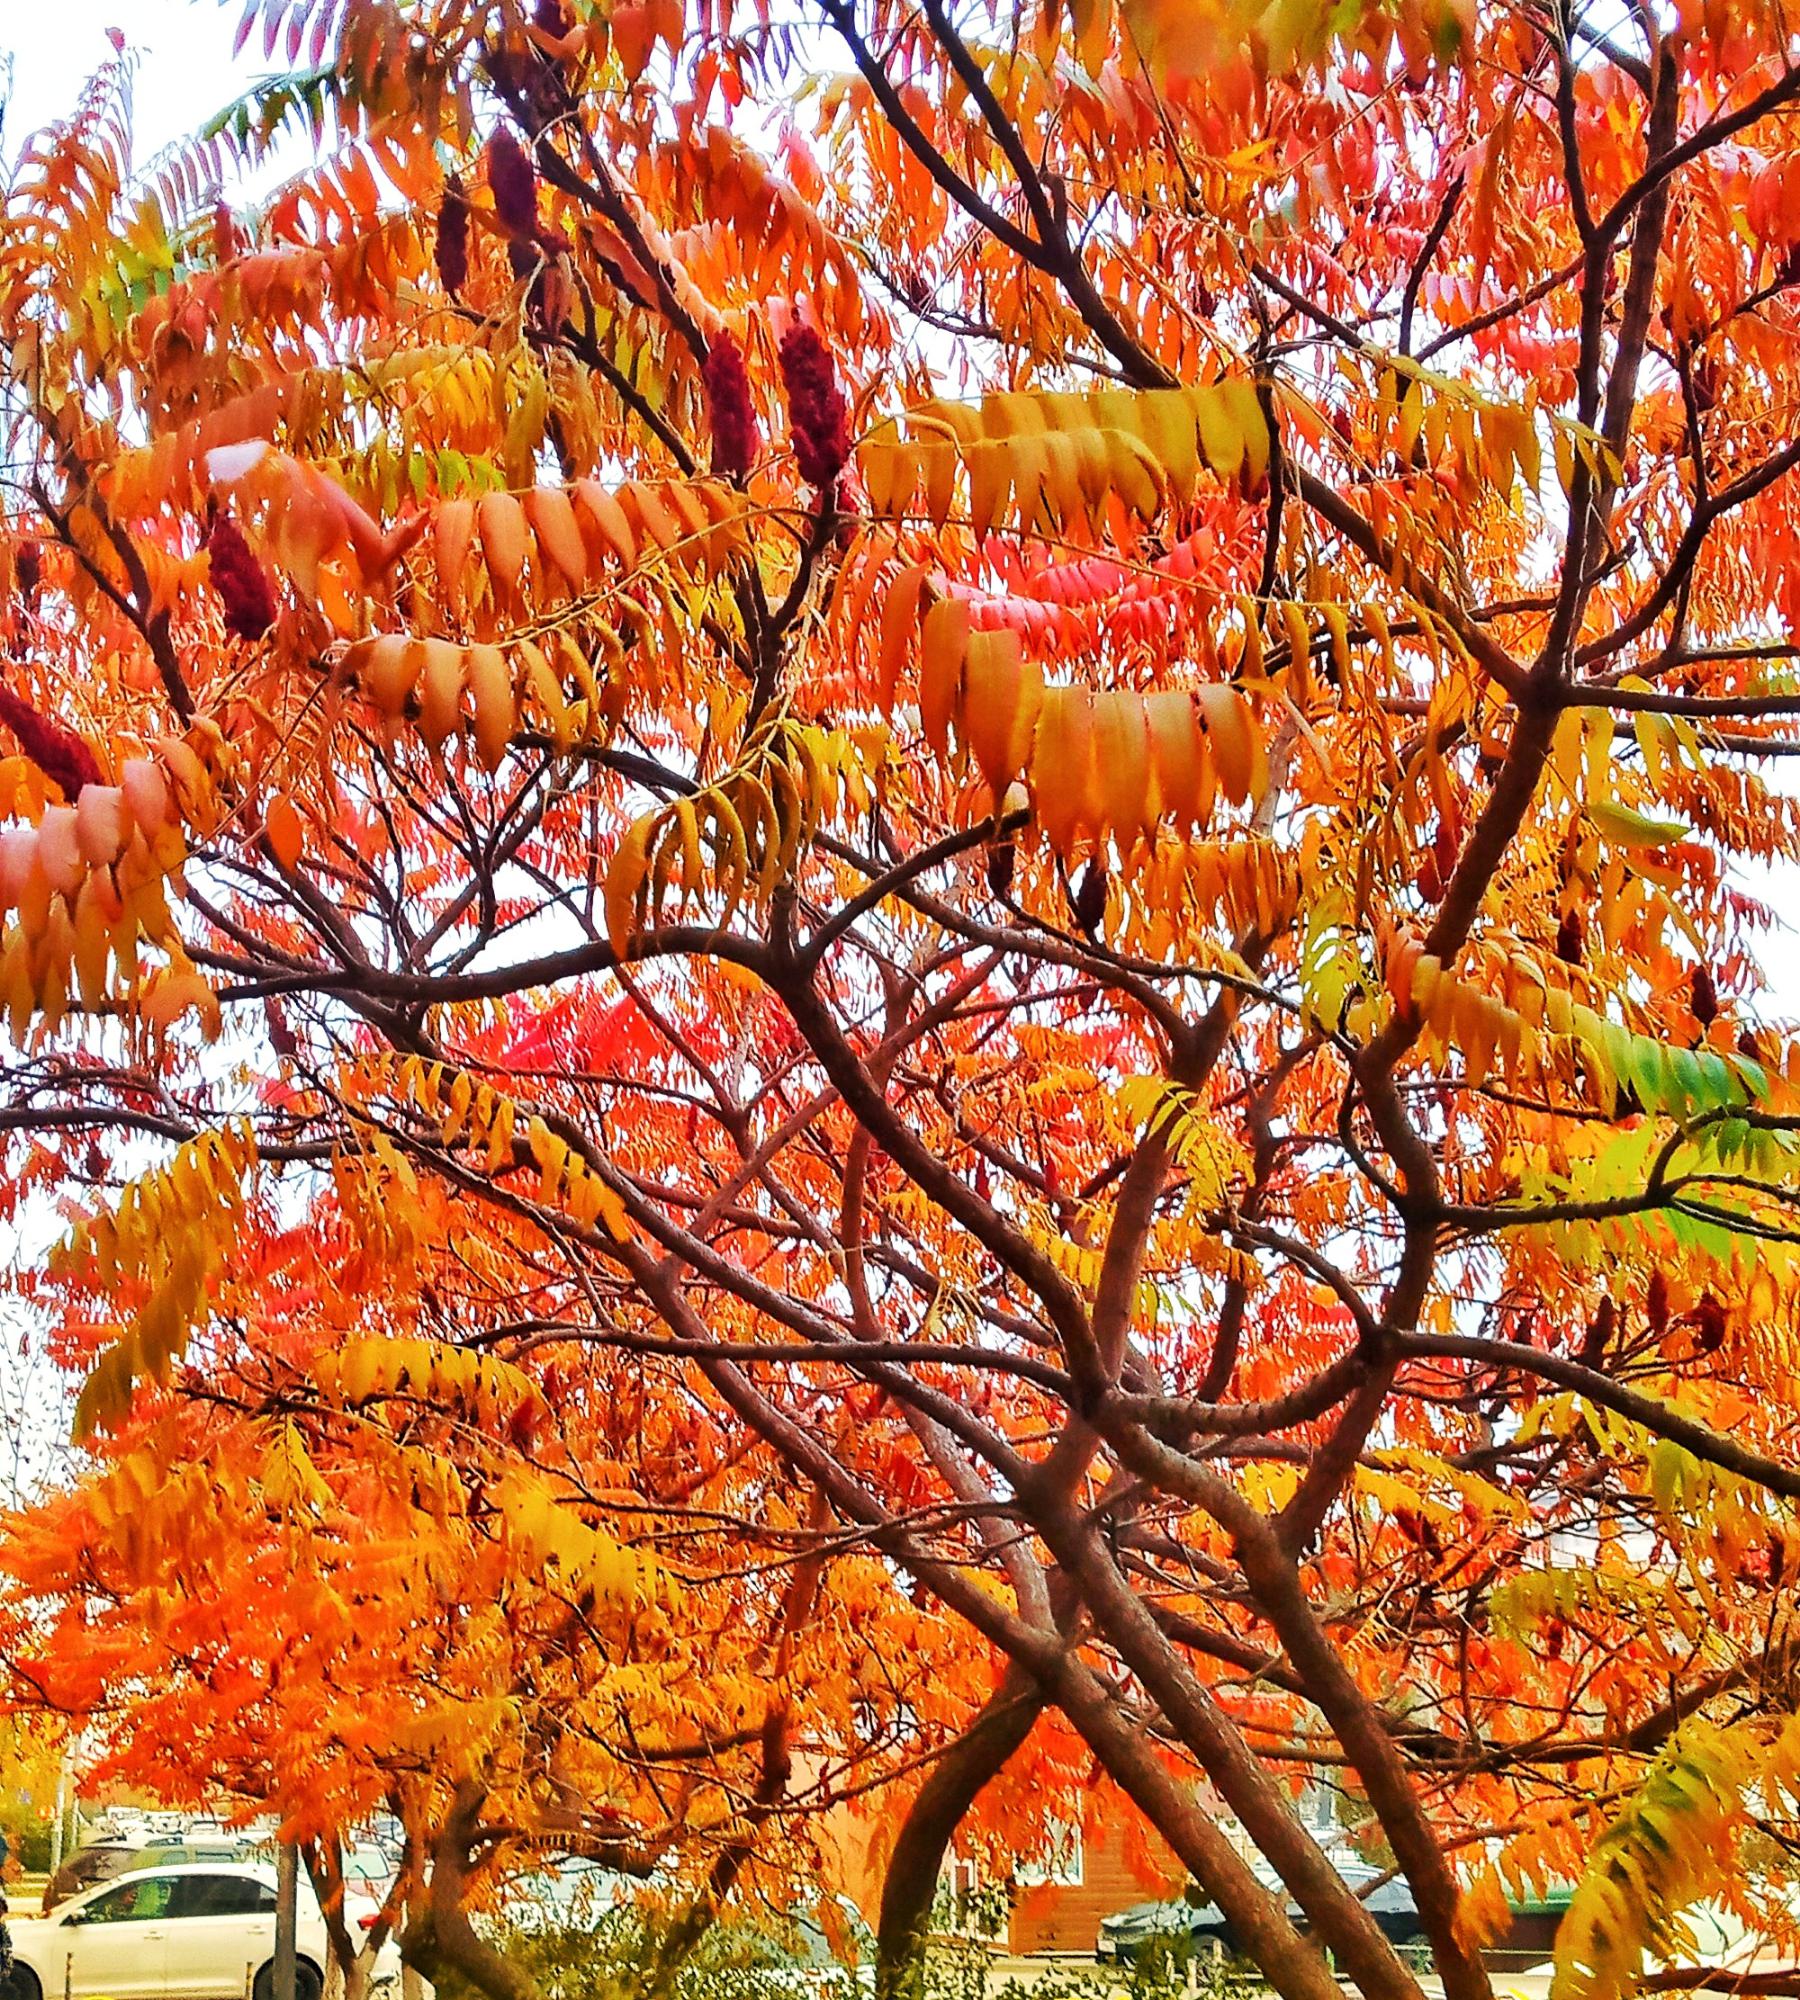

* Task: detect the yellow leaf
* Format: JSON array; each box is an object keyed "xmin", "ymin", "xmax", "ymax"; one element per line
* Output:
[{"xmin": 605, "ymin": 815, "xmax": 656, "ymax": 957}]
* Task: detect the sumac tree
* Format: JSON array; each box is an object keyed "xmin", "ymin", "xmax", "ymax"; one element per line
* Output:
[{"xmin": 5, "ymin": 5, "xmax": 1800, "ymax": 2000}]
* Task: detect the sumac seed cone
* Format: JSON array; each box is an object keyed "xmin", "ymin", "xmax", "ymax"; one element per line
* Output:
[
  {"xmin": 779, "ymin": 323, "xmax": 849, "ymax": 489},
  {"xmin": 436, "ymin": 177, "xmax": 470, "ymax": 295},
  {"xmin": 1555, "ymin": 908, "xmax": 1584, "ymax": 965},
  {"xmin": 15, "ymin": 541, "xmax": 41, "ymax": 605},
  {"xmin": 207, "ymin": 509, "xmax": 278, "ymax": 641},
  {"xmin": 0, "ymin": 685, "xmax": 103, "ymax": 801},
  {"xmin": 702, "ymin": 332, "xmax": 759, "ymax": 481},
  {"xmin": 488, "ymin": 128, "xmax": 538, "ymax": 238},
  {"xmin": 1072, "ymin": 860, "xmax": 1108, "ymax": 938},
  {"xmin": 1691, "ymin": 961, "xmax": 1718, "ymax": 1027}
]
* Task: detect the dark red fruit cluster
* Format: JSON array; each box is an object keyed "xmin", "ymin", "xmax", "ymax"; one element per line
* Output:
[
  {"xmin": 0, "ymin": 685, "xmax": 103, "ymax": 801},
  {"xmin": 206, "ymin": 509, "xmax": 278, "ymax": 642},
  {"xmin": 778, "ymin": 323, "xmax": 848, "ymax": 489},
  {"xmin": 1555, "ymin": 908, "xmax": 1584, "ymax": 965},
  {"xmin": 435, "ymin": 177, "xmax": 470, "ymax": 295},
  {"xmin": 488, "ymin": 129, "xmax": 538, "ymax": 238},
  {"xmin": 702, "ymin": 332, "xmax": 760, "ymax": 481}
]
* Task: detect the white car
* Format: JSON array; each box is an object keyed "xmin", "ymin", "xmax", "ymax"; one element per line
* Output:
[{"xmin": 3, "ymin": 1861, "xmax": 400, "ymax": 2000}]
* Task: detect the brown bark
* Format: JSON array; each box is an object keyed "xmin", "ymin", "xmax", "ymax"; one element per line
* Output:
[
  {"xmin": 399, "ymin": 1783, "xmax": 542, "ymax": 2000},
  {"xmin": 874, "ymin": 1663, "xmax": 1046, "ymax": 2000},
  {"xmin": 1113, "ymin": 1432, "xmax": 1491, "ymax": 2000},
  {"xmin": 670, "ymin": 1329, "xmax": 1351, "ymax": 2000},
  {"xmin": 1027, "ymin": 1498, "xmax": 1427, "ymax": 2000},
  {"xmin": 639, "ymin": 1489, "xmax": 831, "ymax": 2000}
]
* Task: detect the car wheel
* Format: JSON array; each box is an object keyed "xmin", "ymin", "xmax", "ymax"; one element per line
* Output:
[
  {"xmin": 2, "ymin": 1969, "xmax": 43, "ymax": 2000},
  {"xmin": 254, "ymin": 1959, "xmax": 325, "ymax": 2000}
]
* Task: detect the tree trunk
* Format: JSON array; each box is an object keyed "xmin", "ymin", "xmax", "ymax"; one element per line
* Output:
[
  {"xmin": 399, "ymin": 1783, "xmax": 541, "ymax": 2000},
  {"xmin": 875, "ymin": 1662, "xmax": 1045, "ymax": 2000},
  {"xmin": 303, "ymin": 1840, "xmax": 359, "ymax": 2000},
  {"xmin": 319, "ymin": 1954, "xmax": 374, "ymax": 2000},
  {"xmin": 1029, "ymin": 1497, "xmax": 1427, "ymax": 2000}
]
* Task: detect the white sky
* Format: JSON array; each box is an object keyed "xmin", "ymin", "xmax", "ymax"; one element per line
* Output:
[{"xmin": 5, "ymin": 3, "xmax": 259, "ymax": 169}]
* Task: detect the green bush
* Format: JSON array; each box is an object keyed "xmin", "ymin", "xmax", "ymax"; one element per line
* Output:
[
  {"xmin": 994, "ymin": 1939, "xmax": 1257, "ymax": 2000},
  {"xmin": 490, "ymin": 1908, "xmax": 864, "ymax": 2000},
  {"xmin": 489, "ymin": 1900, "xmax": 1253, "ymax": 2000},
  {"xmin": 0, "ymin": 1813, "xmax": 54, "ymax": 1874}
]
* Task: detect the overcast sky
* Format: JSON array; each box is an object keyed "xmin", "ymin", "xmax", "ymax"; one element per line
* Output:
[{"xmin": 5, "ymin": 4, "xmax": 256, "ymax": 167}]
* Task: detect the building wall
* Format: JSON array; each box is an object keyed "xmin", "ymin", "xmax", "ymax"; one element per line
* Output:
[{"xmin": 1006, "ymin": 1813, "xmax": 1184, "ymax": 1956}]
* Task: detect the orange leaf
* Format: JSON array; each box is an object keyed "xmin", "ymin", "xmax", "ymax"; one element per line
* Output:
[
  {"xmin": 1091, "ymin": 691, "xmax": 1154, "ymax": 850},
  {"xmin": 466, "ymin": 643, "xmax": 515, "ymax": 772},
  {"xmin": 1144, "ymin": 691, "xmax": 1208, "ymax": 833},
  {"xmin": 1196, "ymin": 686, "xmax": 1264, "ymax": 807},
  {"xmin": 622, "ymin": 482, "xmax": 684, "ymax": 554},
  {"xmin": 919, "ymin": 596, "xmax": 970, "ymax": 755},
  {"xmin": 264, "ymin": 794, "xmax": 305, "ymax": 871},
  {"xmin": 960, "ymin": 628, "xmax": 1041, "ymax": 799},
  {"xmin": 418, "ymin": 639, "xmax": 468, "ymax": 752},
  {"xmin": 574, "ymin": 480, "xmax": 638, "ymax": 567},
  {"xmin": 524, "ymin": 487, "xmax": 590, "ymax": 595},
  {"xmin": 477, "ymin": 493, "xmax": 531, "ymax": 606},
  {"xmin": 356, "ymin": 634, "xmax": 425, "ymax": 719},
  {"xmin": 877, "ymin": 564, "xmax": 929, "ymax": 713},
  {"xmin": 433, "ymin": 498, "xmax": 476, "ymax": 621},
  {"xmin": 1030, "ymin": 687, "xmax": 1099, "ymax": 855}
]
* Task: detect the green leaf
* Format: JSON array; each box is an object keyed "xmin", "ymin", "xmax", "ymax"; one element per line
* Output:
[{"xmin": 1588, "ymin": 798, "xmax": 1691, "ymax": 849}]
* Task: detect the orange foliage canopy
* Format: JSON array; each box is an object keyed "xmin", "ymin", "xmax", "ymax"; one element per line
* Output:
[{"xmin": 4, "ymin": 2, "xmax": 1800, "ymax": 1998}]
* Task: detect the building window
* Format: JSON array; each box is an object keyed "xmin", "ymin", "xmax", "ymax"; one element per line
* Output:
[{"xmin": 1014, "ymin": 1821, "xmax": 1084, "ymax": 1888}]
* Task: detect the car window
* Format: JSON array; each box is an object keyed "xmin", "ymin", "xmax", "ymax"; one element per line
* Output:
[
  {"xmin": 170, "ymin": 1876, "xmax": 277, "ymax": 1919},
  {"xmin": 80, "ymin": 1876, "xmax": 178, "ymax": 1923}
]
